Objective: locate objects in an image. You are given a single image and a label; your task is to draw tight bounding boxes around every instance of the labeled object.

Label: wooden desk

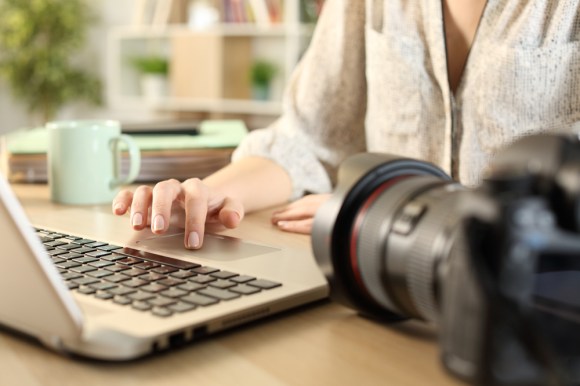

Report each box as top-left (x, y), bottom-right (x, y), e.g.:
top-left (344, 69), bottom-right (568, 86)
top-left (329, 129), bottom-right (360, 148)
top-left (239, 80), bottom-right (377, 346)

top-left (1, 184), bottom-right (460, 386)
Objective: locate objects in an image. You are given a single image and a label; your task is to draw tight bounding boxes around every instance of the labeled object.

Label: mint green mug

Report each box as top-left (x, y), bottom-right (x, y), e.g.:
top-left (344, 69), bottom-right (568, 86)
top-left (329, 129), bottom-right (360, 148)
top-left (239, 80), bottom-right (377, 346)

top-left (47, 120), bottom-right (141, 205)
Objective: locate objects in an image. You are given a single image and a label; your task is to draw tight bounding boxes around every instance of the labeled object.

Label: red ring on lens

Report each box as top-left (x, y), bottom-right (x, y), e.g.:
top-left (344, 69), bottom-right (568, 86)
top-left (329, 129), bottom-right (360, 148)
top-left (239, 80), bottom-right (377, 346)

top-left (349, 175), bottom-right (411, 300)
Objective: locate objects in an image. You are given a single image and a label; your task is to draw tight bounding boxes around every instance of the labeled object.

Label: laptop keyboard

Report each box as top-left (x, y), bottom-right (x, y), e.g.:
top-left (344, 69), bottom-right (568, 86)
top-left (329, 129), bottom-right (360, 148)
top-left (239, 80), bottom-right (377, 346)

top-left (36, 228), bottom-right (282, 318)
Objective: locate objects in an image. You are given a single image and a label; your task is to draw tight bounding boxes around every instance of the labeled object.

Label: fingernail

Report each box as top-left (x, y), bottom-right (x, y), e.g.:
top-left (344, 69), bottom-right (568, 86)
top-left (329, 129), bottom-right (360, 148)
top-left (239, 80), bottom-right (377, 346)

top-left (188, 231), bottom-right (200, 249)
top-left (153, 214), bottom-right (165, 232)
top-left (113, 202), bottom-right (124, 213)
top-left (276, 221), bottom-right (288, 228)
top-left (131, 212), bottom-right (143, 227)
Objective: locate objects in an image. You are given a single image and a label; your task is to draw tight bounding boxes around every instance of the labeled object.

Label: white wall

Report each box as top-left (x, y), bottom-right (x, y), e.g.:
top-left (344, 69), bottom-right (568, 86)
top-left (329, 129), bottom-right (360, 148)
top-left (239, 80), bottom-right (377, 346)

top-left (0, 0), bottom-right (162, 134)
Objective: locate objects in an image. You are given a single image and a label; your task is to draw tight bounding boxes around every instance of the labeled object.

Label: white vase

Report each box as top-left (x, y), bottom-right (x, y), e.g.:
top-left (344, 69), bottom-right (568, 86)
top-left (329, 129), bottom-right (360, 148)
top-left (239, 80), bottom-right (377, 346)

top-left (140, 74), bottom-right (168, 104)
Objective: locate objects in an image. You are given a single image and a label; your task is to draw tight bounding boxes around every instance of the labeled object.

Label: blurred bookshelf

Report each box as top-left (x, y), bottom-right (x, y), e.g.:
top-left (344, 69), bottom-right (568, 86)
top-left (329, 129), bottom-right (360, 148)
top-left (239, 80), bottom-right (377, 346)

top-left (106, 0), bottom-right (324, 128)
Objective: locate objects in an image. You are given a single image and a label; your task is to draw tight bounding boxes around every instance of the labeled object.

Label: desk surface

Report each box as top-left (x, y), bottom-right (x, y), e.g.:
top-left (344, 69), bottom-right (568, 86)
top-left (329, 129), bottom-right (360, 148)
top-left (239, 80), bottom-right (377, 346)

top-left (1, 184), bottom-right (460, 386)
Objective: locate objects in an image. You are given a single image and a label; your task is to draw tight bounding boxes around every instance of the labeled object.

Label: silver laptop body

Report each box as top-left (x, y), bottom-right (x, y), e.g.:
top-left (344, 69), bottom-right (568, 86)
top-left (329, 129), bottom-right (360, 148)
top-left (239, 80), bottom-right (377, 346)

top-left (0, 176), bottom-right (328, 360)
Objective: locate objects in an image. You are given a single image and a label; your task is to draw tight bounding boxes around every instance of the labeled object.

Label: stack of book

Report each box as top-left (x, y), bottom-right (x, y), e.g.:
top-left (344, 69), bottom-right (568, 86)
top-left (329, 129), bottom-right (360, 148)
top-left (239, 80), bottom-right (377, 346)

top-left (5, 120), bottom-right (247, 183)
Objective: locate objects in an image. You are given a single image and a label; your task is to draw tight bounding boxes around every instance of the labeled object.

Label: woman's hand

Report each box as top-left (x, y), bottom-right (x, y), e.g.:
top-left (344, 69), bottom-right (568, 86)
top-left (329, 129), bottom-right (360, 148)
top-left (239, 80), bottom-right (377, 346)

top-left (112, 178), bottom-right (243, 249)
top-left (271, 194), bottom-right (331, 234)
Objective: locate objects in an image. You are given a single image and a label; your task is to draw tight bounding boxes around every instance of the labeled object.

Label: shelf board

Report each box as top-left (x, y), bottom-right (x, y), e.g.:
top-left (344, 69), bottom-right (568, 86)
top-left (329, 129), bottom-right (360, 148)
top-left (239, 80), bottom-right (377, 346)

top-left (158, 97), bottom-right (283, 115)
top-left (113, 96), bottom-right (283, 115)
top-left (111, 24), bottom-right (315, 39)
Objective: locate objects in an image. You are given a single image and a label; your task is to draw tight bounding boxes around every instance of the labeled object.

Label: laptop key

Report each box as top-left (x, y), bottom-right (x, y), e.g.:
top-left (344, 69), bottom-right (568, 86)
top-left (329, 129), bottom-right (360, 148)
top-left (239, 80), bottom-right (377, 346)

top-left (160, 288), bottom-right (188, 298)
top-left (61, 272), bottom-right (83, 280)
top-left (122, 278), bottom-right (148, 288)
top-left (169, 270), bottom-right (196, 279)
top-left (105, 264), bottom-right (130, 273)
top-left (56, 261), bottom-right (81, 269)
top-left (128, 291), bottom-right (155, 301)
top-left (66, 281), bottom-right (79, 290)
top-left (104, 273), bottom-right (131, 283)
top-left (151, 266), bottom-right (178, 274)
top-left (148, 296), bottom-right (177, 307)
top-left (87, 269), bottom-right (113, 279)
top-left (177, 282), bottom-right (206, 292)
top-left (101, 253), bottom-right (127, 262)
top-left (72, 277), bottom-right (99, 286)
top-left (70, 265), bottom-right (97, 274)
top-left (72, 256), bottom-right (98, 264)
top-left (89, 282), bottom-right (117, 291)
top-left (85, 250), bottom-right (112, 258)
top-left (56, 243), bottom-right (83, 251)
top-left (168, 302), bottom-right (196, 313)
top-left (181, 293), bottom-right (219, 306)
top-left (198, 287), bottom-right (240, 301)
top-left (132, 301), bottom-right (152, 311)
top-left (86, 241), bottom-right (107, 248)
top-left (95, 291), bottom-right (114, 300)
top-left (190, 275), bottom-right (215, 285)
top-left (45, 240), bottom-right (67, 248)
top-left (71, 238), bottom-right (95, 245)
top-left (77, 286), bottom-right (96, 295)
top-left (59, 252), bottom-right (84, 260)
top-left (140, 283), bottom-right (168, 293)
top-left (117, 257), bottom-right (143, 265)
top-left (157, 278), bottom-right (185, 287)
top-left (88, 260), bottom-right (114, 269)
top-left (108, 286), bottom-right (136, 296)
top-left (73, 247), bottom-right (97, 254)
top-left (192, 266), bottom-right (219, 275)
top-left (209, 280), bottom-right (236, 290)
top-left (51, 257), bottom-right (66, 265)
top-left (247, 279), bottom-right (282, 290)
top-left (230, 284), bottom-right (261, 295)
top-left (97, 244), bottom-right (122, 252)
top-left (151, 307), bottom-right (172, 317)
top-left (123, 268), bottom-right (148, 277)
top-left (139, 272), bottom-right (166, 282)
top-left (134, 261), bottom-right (160, 270)
top-left (113, 295), bottom-right (132, 305)
top-left (210, 271), bottom-right (238, 280)
top-left (48, 249), bottom-right (69, 257)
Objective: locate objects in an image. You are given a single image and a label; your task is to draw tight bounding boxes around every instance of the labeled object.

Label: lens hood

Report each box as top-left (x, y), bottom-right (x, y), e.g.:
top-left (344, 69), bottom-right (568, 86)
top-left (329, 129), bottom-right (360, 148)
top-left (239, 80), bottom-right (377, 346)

top-left (312, 153), bottom-right (451, 320)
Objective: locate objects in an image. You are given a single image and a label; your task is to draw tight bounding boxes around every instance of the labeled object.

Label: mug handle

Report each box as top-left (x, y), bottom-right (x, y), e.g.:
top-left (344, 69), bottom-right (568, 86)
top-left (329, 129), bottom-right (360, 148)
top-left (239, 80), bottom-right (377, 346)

top-left (110, 134), bottom-right (141, 189)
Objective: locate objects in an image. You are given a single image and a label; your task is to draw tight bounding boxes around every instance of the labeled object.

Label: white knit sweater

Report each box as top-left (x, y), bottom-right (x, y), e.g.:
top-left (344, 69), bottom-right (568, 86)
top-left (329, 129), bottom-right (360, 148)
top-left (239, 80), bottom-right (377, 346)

top-left (233, 0), bottom-right (580, 199)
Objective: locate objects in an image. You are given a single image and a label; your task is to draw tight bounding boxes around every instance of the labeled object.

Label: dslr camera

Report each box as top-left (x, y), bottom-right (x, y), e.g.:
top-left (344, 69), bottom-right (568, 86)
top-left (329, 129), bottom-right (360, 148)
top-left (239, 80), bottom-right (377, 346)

top-left (313, 134), bottom-right (580, 386)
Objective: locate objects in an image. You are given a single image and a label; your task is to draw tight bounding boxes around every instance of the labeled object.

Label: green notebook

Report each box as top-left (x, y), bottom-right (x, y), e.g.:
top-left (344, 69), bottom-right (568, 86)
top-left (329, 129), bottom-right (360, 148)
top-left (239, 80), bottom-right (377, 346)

top-left (6, 120), bottom-right (248, 154)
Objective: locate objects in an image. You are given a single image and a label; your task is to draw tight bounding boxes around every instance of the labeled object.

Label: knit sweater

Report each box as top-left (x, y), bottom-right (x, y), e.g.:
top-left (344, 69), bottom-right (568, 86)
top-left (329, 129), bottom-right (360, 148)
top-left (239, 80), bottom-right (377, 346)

top-left (233, 0), bottom-right (580, 199)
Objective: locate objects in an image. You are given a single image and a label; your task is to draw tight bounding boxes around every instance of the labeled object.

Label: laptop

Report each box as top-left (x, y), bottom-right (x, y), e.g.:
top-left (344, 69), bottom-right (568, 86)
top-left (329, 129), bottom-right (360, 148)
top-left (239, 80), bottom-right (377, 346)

top-left (0, 176), bottom-right (328, 360)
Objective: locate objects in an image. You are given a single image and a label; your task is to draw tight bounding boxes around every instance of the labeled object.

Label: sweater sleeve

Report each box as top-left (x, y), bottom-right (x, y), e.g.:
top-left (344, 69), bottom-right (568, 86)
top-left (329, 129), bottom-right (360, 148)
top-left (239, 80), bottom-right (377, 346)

top-left (232, 0), bottom-right (368, 199)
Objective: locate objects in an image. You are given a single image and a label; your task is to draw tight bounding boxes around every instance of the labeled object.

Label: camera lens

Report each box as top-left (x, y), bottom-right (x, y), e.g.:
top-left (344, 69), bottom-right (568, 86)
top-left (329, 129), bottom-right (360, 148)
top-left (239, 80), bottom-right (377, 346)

top-left (312, 153), bottom-right (462, 322)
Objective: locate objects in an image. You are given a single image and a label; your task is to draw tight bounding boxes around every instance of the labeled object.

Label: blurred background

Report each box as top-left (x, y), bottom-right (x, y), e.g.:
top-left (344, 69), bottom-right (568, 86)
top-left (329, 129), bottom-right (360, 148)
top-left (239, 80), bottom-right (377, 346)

top-left (0, 0), bottom-right (325, 133)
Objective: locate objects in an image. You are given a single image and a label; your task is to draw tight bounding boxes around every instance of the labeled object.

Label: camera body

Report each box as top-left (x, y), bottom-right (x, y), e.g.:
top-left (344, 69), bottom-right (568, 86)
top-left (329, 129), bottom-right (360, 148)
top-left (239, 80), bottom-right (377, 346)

top-left (312, 134), bottom-right (580, 385)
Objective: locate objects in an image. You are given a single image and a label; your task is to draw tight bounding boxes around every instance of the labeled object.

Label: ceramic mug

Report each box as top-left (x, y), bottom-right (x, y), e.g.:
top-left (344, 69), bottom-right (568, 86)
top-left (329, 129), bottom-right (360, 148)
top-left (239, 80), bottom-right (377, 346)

top-left (47, 120), bottom-right (141, 205)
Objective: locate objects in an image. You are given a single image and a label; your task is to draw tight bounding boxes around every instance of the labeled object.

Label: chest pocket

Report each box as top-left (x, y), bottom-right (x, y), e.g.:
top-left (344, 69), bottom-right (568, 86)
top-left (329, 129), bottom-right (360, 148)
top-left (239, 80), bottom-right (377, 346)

top-left (365, 27), bottom-right (425, 135)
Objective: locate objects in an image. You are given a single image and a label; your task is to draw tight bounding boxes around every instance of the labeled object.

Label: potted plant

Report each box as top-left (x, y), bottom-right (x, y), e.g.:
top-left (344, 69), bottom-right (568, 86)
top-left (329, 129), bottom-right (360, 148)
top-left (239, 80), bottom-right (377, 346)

top-left (250, 60), bottom-right (278, 101)
top-left (0, 0), bottom-right (102, 125)
top-left (130, 55), bottom-right (169, 103)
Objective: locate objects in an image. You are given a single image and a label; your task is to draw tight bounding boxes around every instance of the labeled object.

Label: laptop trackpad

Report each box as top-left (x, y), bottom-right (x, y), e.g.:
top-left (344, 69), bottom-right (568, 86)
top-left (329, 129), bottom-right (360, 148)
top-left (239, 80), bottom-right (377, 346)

top-left (133, 232), bottom-right (279, 261)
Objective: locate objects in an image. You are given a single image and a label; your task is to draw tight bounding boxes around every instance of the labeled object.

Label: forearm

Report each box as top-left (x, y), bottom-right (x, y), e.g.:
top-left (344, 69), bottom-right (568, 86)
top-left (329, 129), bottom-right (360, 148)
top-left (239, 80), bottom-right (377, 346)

top-left (203, 156), bottom-right (293, 213)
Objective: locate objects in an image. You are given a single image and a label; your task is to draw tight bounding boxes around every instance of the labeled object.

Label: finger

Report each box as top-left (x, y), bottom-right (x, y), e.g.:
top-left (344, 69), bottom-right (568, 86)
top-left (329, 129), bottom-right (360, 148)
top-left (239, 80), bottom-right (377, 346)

top-left (130, 185), bottom-right (153, 230)
top-left (271, 207), bottom-right (316, 223)
top-left (150, 179), bottom-right (182, 234)
top-left (218, 196), bottom-right (244, 229)
top-left (275, 218), bottom-right (314, 235)
top-left (181, 178), bottom-right (209, 249)
top-left (112, 189), bottom-right (133, 215)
